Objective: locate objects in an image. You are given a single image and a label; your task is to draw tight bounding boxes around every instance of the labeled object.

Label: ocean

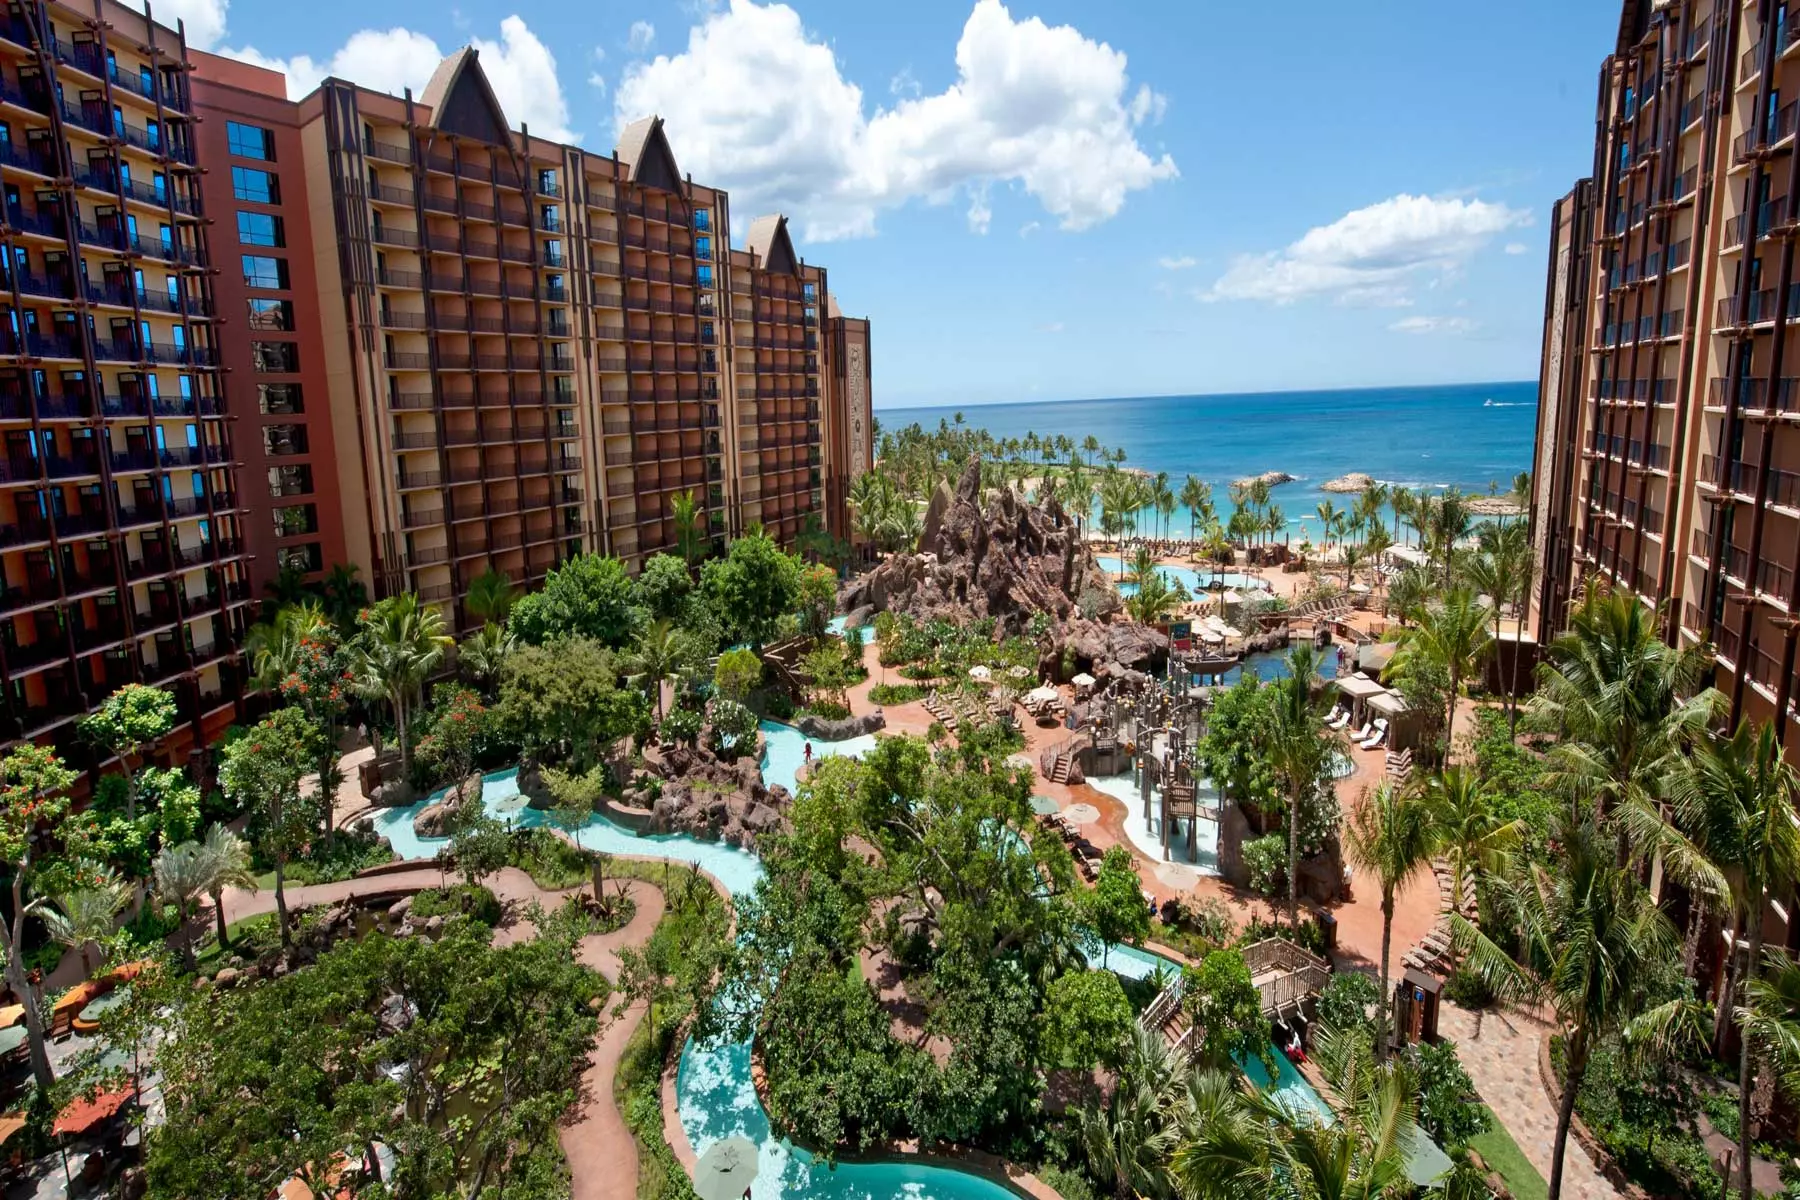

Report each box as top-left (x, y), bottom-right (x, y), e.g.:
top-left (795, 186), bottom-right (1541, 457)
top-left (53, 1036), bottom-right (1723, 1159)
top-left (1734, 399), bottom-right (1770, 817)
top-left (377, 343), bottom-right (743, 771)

top-left (876, 381), bottom-right (1539, 533)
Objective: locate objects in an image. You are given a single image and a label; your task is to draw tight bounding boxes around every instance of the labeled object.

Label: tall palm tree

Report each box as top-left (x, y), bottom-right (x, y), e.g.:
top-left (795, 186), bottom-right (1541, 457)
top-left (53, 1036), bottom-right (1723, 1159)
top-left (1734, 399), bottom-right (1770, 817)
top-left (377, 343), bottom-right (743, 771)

top-left (247, 601), bottom-right (331, 689)
top-left (1180, 475), bottom-right (1211, 547)
top-left (1529, 579), bottom-right (1723, 840)
top-left (464, 568), bottom-right (517, 627)
top-left (1473, 520), bottom-right (1533, 735)
top-left (1126, 544), bottom-right (1161, 588)
top-left (1667, 721), bottom-right (1800, 1200)
top-left (1151, 471), bottom-right (1174, 545)
top-left (1423, 765), bottom-right (1525, 921)
top-left (1422, 489), bottom-right (1473, 589)
top-left (670, 489), bottom-right (706, 567)
top-left (41, 866), bottom-right (128, 978)
top-left (1387, 587), bottom-right (1494, 762)
top-left (1315, 501), bottom-right (1342, 548)
top-left (1081, 434), bottom-right (1102, 469)
top-left (1345, 780), bottom-right (1440, 1057)
top-left (348, 593), bottom-right (452, 779)
top-left (198, 823), bottom-right (257, 953)
top-left (1125, 571), bottom-right (1184, 626)
top-left (320, 562), bottom-right (369, 636)
top-left (458, 622), bottom-right (517, 698)
top-left (629, 618), bottom-right (688, 720)
top-left (153, 840), bottom-right (212, 972)
top-left (1267, 645), bottom-right (1336, 926)
top-left (1455, 814), bottom-right (1679, 1200)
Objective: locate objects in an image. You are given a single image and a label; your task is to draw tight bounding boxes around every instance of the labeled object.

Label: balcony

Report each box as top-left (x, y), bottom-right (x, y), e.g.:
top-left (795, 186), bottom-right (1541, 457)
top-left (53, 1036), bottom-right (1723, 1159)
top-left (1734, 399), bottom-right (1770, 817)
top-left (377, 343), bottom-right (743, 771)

top-left (1708, 376), bottom-right (1800, 413)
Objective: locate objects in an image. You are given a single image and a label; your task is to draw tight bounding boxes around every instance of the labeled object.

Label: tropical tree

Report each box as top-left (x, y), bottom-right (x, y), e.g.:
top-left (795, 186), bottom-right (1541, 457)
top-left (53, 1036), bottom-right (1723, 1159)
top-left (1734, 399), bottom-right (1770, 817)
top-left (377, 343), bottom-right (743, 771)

top-left (1666, 721), bottom-right (1800, 1200)
top-left (78, 683), bottom-right (177, 820)
top-left (1422, 766), bottom-right (1524, 919)
top-left (670, 488), bottom-right (707, 567)
top-left (42, 865), bottom-right (128, 978)
top-left (1473, 519), bottom-right (1533, 735)
top-left (1180, 475), bottom-right (1211, 546)
top-left (347, 593), bottom-right (452, 779)
top-left (152, 839), bottom-right (212, 971)
top-left (197, 823), bottom-right (257, 954)
top-left (320, 562), bottom-right (368, 635)
top-left (1344, 779), bottom-right (1440, 1057)
top-left (1266, 644), bottom-right (1337, 926)
top-left (220, 708), bottom-right (320, 948)
top-left (1076, 1024), bottom-right (1183, 1199)
top-left (1387, 587), bottom-right (1494, 762)
top-left (1125, 570), bottom-right (1184, 626)
top-left (628, 618), bottom-right (693, 721)
top-left (464, 568), bottom-right (517, 627)
top-left (457, 621), bottom-right (516, 698)
top-left (0, 745), bottom-right (83, 1087)
top-left (1454, 814), bottom-right (1679, 1200)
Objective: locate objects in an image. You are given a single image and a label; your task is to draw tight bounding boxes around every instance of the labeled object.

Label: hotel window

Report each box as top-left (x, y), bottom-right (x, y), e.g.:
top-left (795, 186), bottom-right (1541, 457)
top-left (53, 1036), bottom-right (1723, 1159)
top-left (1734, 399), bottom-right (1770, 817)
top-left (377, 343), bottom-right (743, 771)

top-left (227, 120), bottom-right (274, 161)
top-left (231, 166), bottom-right (279, 205)
top-left (276, 543), bottom-right (322, 574)
top-left (263, 424), bottom-right (308, 456)
top-left (268, 463), bottom-right (312, 497)
top-left (242, 254), bottom-right (288, 290)
top-left (258, 383), bottom-right (303, 414)
top-left (696, 235), bottom-right (712, 259)
top-left (694, 209), bottom-right (711, 233)
top-left (251, 341), bottom-right (301, 373)
top-left (237, 211), bottom-right (284, 248)
top-left (697, 264), bottom-right (713, 288)
top-left (247, 298), bottom-right (295, 331)
top-left (273, 503), bottom-right (318, 537)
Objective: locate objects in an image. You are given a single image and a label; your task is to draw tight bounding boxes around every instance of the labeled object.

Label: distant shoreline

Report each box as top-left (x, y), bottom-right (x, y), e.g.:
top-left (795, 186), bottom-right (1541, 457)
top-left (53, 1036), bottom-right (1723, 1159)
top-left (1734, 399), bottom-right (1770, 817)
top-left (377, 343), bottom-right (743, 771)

top-left (873, 379), bottom-right (1537, 416)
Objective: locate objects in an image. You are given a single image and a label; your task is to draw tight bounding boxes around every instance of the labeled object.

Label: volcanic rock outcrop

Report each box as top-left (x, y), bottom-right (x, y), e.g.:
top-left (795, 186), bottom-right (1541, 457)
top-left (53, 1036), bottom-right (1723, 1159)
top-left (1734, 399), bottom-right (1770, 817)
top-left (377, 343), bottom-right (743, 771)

top-left (630, 739), bottom-right (791, 849)
top-left (841, 458), bottom-right (1168, 677)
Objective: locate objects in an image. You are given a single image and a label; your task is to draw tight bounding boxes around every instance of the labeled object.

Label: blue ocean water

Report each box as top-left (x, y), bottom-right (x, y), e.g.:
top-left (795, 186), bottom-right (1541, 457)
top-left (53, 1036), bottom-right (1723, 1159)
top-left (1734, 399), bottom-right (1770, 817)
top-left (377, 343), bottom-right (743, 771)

top-left (878, 381), bottom-right (1538, 533)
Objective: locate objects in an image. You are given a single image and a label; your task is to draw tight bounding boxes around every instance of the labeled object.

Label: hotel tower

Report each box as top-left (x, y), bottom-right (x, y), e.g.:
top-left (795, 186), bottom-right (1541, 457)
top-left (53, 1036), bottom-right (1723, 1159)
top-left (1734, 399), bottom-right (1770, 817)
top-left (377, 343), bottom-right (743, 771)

top-left (1532, 0), bottom-right (1800, 748)
top-left (0, 0), bottom-right (874, 764)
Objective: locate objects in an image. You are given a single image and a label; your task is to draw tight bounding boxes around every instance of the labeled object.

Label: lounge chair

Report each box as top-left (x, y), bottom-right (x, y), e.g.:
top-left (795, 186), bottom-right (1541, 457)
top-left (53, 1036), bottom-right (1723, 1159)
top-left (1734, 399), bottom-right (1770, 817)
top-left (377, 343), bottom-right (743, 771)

top-left (1359, 719), bottom-right (1389, 750)
top-left (1323, 704), bottom-right (1346, 729)
top-left (1349, 719), bottom-right (1373, 743)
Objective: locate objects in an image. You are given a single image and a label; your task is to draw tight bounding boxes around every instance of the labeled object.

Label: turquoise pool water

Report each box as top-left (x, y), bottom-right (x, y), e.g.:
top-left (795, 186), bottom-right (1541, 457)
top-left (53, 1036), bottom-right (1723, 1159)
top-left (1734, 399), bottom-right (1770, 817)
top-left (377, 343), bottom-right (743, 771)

top-left (759, 720), bottom-right (878, 796)
top-left (1239, 1048), bottom-right (1334, 1126)
top-left (827, 615), bottom-right (850, 636)
top-left (1095, 554), bottom-right (1271, 596)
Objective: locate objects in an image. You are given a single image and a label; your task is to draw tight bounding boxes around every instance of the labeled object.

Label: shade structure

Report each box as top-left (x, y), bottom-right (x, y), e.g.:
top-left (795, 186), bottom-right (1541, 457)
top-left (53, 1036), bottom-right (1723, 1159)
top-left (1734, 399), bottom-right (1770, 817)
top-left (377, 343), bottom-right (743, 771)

top-left (1220, 590), bottom-right (1244, 605)
top-left (968, 665), bottom-right (992, 682)
top-left (1334, 674), bottom-right (1387, 701)
top-left (1368, 691), bottom-right (1410, 716)
top-left (1071, 672), bottom-right (1096, 688)
top-left (1349, 582), bottom-right (1372, 594)
top-left (692, 1136), bottom-right (760, 1200)
top-left (1007, 665), bottom-right (1033, 680)
top-left (53, 1084), bottom-right (134, 1136)
top-left (1030, 795), bottom-right (1061, 816)
top-left (1026, 685), bottom-right (1060, 705)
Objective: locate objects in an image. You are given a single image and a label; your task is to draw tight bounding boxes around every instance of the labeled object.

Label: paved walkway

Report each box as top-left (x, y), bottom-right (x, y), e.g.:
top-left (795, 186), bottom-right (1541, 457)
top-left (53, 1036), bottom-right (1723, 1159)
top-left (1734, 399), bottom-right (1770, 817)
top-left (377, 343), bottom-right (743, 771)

top-left (220, 864), bottom-right (668, 1200)
top-left (1439, 1002), bottom-right (1620, 1200)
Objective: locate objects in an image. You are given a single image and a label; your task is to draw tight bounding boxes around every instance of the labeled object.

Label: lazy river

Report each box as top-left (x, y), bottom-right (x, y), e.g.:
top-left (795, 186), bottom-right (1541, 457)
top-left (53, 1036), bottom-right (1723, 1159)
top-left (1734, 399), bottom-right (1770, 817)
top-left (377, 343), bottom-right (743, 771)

top-left (367, 723), bottom-right (1331, 1198)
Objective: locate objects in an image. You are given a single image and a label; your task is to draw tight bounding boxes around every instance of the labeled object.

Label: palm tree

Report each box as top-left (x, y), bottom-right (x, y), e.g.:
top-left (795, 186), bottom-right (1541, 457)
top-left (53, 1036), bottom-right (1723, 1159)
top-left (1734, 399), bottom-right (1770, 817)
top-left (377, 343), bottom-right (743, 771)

top-left (1345, 780), bottom-right (1440, 1057)
top-left (1315, 501), bottom-right (1342, 548)
top-left (1471, 520), bottom-right (1532, 735)
top-left (1740, 948), bottom-right (1800, 1108)
top-left (1150, 471), bottom-right (1174, 546)
top-left (1125, 545), bottom-right (1161, 588)
top-left (1267, 645), bottom-right (1336, 926)
top-left (1529, 579), bottom-right (1723, 841)
top-left (320, 562), bottom-right (369, 636)
top-left (1125, 572), bottom-right (1184, 626)
top-left (1666, 721), bottom-right (1800, 1200)
top-left (670, 489), bottom-right (706, 567)
top-left (1077, 1024), bottom-right (1183, 1199)
top-left (458, 622), bottom-right (517, 697)
top-left (347, 593), bottom-right (452, 779)
top-left (247, 601), bottom-right (332, 689)
top-left (1387, 587), bottom-right (1494, 762)
top-left (152, 840), bottom-right (212, 971)
top-left (1423, 766), bottom-right (1525, 921)
top-left (1179, 476), bottom-right (1211, 547)
top-left (1455, 814), bottom-right (1679, 1200)
top-left (1422, 489), bottom-right (1473, 589)
top-left (198, 823), bottom-right (257, 954)
top-left (1081, 434), bottom-right (1102, 469)
top-left (629, 618), bottom-right (688, 720)
top-left (41, 867), bottom-right (128, 978)
top-left (464, 568), bottom-right (516, 627)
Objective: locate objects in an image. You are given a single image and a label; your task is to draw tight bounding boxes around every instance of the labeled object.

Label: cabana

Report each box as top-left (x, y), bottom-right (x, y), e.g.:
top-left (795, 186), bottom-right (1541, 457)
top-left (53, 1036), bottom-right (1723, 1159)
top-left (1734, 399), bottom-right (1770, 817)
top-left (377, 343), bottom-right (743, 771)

top-left (1367, 690), bottom-right (1423, 751)
top-left (1332, 673), bottom-right (1388, 731)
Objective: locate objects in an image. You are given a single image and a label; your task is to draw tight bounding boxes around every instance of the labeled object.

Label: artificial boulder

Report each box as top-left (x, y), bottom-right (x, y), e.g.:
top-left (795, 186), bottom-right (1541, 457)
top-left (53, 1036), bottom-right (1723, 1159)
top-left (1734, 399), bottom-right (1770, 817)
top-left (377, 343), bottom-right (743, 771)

top-left (412, 769), bottom-right (484, 838)
top-left (796, 710), bottom-right (886, 740)
top-left (646, 740), bottom-right (792, 848)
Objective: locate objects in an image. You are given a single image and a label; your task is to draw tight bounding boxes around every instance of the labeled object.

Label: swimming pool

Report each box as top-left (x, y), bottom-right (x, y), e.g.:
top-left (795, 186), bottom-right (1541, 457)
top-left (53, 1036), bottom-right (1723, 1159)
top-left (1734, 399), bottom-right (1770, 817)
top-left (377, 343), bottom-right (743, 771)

top-left (1095, 554), bottom-right (1271, 596)
top-left (1085, 772), bottom-right (1221, 876)
top-left (1238, 1047), bottom-right (1334, 1126)
top-left (759, 720), bottom-right (878, 795)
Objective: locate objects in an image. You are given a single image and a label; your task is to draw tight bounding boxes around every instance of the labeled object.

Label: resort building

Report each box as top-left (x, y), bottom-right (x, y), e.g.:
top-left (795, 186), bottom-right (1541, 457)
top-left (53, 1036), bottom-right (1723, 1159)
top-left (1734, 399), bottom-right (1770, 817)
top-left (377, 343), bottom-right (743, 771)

top-left (1531, 0), bottom-right (1800, 749)
top-left (0, 0), bottom-right (250, 760)
top-left (185, 47), bottom-right (874, 632)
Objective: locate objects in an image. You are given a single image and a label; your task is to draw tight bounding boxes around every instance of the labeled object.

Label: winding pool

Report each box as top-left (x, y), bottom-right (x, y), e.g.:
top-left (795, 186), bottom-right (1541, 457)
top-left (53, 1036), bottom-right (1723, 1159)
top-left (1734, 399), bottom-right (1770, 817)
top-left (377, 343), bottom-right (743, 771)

top-left (1095, 554), bottom-right (1271, 596)
top-left (363, 731), bottom-right (1179, 1198)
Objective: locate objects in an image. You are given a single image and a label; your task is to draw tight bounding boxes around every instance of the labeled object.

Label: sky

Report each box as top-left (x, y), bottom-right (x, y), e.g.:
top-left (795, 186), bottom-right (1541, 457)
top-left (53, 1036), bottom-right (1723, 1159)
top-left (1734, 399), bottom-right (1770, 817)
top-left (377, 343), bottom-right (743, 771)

top-left (135, 0), bottom-right (1621, 408)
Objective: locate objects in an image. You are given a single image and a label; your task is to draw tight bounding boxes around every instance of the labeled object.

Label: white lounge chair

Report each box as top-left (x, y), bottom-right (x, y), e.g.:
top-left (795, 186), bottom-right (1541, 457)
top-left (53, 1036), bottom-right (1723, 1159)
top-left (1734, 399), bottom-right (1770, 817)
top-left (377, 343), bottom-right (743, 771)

top-left (1326, 705), bottom-right (1351, 730)
top-left (1360, 719), bottom-right (1389, 750)
top-left (1349, 719), bottom-right (1373, 743)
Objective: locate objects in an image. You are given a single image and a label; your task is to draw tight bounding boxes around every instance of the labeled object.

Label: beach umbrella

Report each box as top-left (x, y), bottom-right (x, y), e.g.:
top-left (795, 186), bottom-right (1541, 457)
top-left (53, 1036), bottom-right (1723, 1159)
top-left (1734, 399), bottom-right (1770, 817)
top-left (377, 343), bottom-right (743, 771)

top-left (1071, 672), bottom-right (1096, 688)
top-left (968, 665), bottom-right (992, 683)
top-left (1026, 685), bottom-right (1060, 705)
top-left (1007, 665), bottom-right (1033, 680)
top-left (1030, 795), bottom-right (1061, 816)
top-left (693, 1137), bottom-right (760, 1200)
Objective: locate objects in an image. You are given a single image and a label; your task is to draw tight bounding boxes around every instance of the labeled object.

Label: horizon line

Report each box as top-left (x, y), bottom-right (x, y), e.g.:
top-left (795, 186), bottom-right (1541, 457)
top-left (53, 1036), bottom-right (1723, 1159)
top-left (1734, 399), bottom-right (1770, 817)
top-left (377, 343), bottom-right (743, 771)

top-left (873, 379), bottom-right (1539, 413)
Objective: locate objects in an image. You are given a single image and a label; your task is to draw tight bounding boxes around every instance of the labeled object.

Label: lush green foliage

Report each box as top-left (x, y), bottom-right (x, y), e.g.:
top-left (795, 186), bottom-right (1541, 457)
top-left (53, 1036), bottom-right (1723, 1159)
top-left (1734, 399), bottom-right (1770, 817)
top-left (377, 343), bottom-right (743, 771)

top-left (1314, 970), bottom-right (1381, 1037)
top-left (701, 532), bottom-right (801, 646)
top-left (1181, 949), bottom-right (1272, 1070)
top-left (508, 552), bottom-right (641, 647)
top-left (494, 638), bottom-right (647, 771)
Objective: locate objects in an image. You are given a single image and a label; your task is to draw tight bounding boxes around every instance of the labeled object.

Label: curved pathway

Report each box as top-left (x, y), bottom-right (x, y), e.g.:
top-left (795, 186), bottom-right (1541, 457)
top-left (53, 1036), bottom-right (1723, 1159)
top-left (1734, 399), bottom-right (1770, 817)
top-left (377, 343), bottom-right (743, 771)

top-left (217, 866), bottom-right (669, 1200)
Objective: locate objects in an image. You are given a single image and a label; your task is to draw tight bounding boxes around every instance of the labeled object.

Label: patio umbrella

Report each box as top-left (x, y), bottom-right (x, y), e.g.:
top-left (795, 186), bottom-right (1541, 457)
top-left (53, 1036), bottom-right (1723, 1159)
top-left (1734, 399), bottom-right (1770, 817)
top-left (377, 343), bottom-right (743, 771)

top-left (968, 665), bottom-right (992, 683)
top-left (692, 1137), bottom-right (760, 1200)
top-left (1026, 685), bottom-right (1060, 706)
top-left (53, 1084), bottom-right (135, 1137)
top-left (1029, 795), bottom-right (1061, 816)
top-left (1071, 672), bottom-right (1096, 688)
top-left (1007, 665), bottom-right (1033, 680)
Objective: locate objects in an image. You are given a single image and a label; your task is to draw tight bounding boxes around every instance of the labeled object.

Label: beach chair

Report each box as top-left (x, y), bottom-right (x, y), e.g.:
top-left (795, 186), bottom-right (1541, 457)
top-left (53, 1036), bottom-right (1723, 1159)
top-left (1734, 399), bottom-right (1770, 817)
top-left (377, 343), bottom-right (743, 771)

top-left (1327, 706), bottom-right (1351, 730)
top-left (1360, 719), bottom-right (1389, 750)
top-left (1348, 718), bottom-right (1373, 744)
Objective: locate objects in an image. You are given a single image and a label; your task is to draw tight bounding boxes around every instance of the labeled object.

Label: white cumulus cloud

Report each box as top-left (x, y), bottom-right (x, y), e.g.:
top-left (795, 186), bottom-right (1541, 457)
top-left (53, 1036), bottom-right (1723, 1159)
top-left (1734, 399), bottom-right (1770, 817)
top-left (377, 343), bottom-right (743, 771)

top-left (614, 0), bottom-right (1176, 241)
top-left (1157, 255), bottom-right (1197, 271)
top-left (628, 20), bottom-right (657, 52)
top-left (1205, 194), bottom-right (1531, 307)
top-left (1504, 242), bottom-right (1529, 255)
top-left (1389, 315), bottom-right (1477, 335)
top-left (219, 16), bottom-right (576, 142)
top-left (120, 0), bottom-right (229, 50)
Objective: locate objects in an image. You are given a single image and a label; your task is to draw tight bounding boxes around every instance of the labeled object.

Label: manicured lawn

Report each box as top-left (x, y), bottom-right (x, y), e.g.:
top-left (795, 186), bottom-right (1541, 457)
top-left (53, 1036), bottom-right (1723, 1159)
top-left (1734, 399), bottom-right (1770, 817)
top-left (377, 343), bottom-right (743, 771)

top-left (1469, 1108), bottom-right (1549, 1200)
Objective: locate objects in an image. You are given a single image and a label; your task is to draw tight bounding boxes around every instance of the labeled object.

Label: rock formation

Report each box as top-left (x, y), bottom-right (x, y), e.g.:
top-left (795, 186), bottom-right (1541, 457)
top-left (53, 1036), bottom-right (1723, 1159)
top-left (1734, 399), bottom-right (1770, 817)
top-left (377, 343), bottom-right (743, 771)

top-left (840, 457), bottom-right (1167, 677)
top-left (1231, 470), bottom-right (1295, 490)
top-left (1321, 472), bottom-right (1374, 494)
top-left (796, 710), bottom-right (887, 740)
top-left (412, 770), bottom-right (485, 838)
top-left (632, 738), bottom-right (792, 849)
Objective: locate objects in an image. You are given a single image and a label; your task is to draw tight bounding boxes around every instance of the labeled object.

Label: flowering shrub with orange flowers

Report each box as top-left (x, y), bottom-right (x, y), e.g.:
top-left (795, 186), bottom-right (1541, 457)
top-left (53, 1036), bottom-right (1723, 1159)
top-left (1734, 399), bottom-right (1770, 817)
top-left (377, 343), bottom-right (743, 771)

top-left (415, 687), bottom-right (491, 792)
